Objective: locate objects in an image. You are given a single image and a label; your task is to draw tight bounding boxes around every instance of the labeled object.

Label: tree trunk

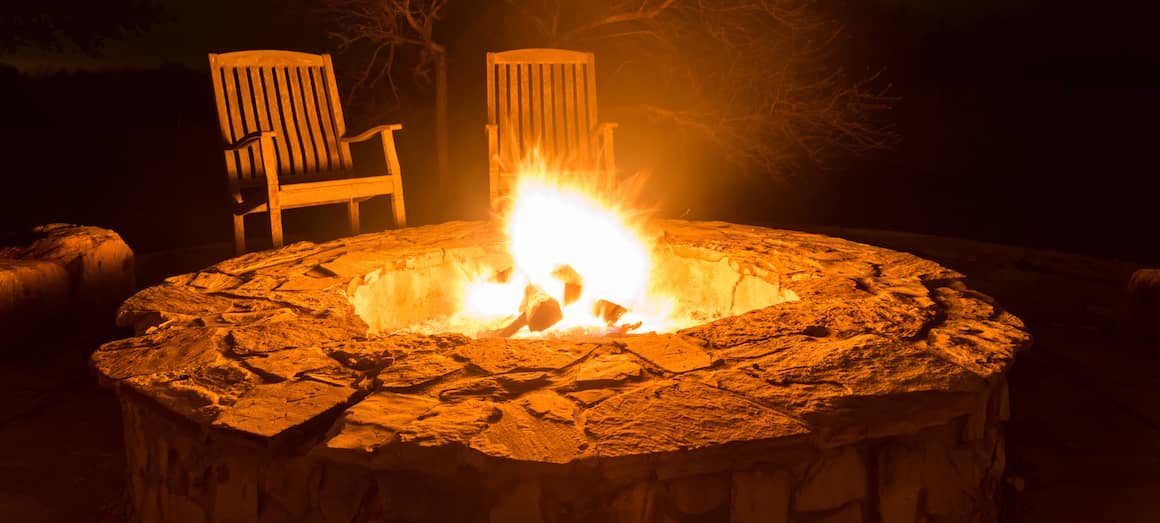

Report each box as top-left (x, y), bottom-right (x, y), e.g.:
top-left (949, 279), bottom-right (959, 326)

top-left (435, 50), bottom-right (450, 190)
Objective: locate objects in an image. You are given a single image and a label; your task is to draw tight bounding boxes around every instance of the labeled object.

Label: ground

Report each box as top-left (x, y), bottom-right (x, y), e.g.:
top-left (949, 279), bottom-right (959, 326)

top-left (1, 229), bottom-right (1157, 522)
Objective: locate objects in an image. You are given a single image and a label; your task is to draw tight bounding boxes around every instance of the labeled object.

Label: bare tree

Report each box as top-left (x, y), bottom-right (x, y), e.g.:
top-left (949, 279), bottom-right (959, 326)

top-left (502, 0), bottom-right (895, 175)
top-left (319, 0), bottom-right (452, 189)
top-left (322, 0), bottom-right (892, 186)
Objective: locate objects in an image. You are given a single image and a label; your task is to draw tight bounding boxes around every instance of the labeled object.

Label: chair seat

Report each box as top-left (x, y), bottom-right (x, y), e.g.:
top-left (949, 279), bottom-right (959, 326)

top-left (237, 174), bottom-right (396, 215)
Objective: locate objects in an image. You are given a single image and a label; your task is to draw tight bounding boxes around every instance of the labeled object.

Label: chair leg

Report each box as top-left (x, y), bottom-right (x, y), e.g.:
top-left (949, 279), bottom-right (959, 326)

top-left (269, 208), bottom-right (284, 248)
top-left (347, 199), bottom-right (361, 235)
top-left (391, 191), bottom-right (407, 228)
top-left (233, 214), bottom-right (246, 254)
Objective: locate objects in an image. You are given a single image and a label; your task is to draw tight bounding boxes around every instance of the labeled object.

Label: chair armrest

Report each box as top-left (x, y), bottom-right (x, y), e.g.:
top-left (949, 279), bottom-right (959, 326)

top-left (225, 131), bottom-right (277, 152)
top-left (342, 123), bottom-right (403, 144)
top-left (596, 122), bottom-right (618, 131)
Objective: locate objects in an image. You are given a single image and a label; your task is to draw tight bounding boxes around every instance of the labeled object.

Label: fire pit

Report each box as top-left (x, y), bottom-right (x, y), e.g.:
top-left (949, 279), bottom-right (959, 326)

top-left (94, 219), bottom-right (1027, 523)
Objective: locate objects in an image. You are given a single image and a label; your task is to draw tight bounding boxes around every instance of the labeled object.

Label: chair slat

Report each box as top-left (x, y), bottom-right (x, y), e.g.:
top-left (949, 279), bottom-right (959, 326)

top-left (294, 66), bottom-right (328, 172)
top-left (273, 67), bottom-right (306, 174)
top-left (551, 64), bottom-right (567, 162)
top-left (310, 66), bottom-right (342, 170)
top-left (563, 64), bottom-right (580, 161)
top-left (286, 67), bottom-right (317, 173)
top-left (209, 64), bottom-right (243, 182)
top-left (498, 64), bottom-right (512, 160)
top-left (321, 55), bottom-right (354, 169)
top-left (260, 66), bottom-right (292, 174)
top-left (576, 64), bottom-right (592, 164)
top-left (519, 64), bottom-right (532, 160)
top-left (530, 63), bottom-right (543, 151)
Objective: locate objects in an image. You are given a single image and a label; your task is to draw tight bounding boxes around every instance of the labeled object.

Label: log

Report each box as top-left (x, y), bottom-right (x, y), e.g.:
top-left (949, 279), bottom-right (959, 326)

top-left (489, 267), bottom-right (514, 284)
top-left (593, 299), bottom-right (628, 325)
top-left (522, 284), bottom-right (564, 332)
top-left (551, 264), bottom-right (583, 306)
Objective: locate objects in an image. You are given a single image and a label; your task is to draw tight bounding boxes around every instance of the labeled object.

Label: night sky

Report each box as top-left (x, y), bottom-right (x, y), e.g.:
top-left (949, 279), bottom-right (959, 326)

top-left (1, 0), bottom-right (1045, 72)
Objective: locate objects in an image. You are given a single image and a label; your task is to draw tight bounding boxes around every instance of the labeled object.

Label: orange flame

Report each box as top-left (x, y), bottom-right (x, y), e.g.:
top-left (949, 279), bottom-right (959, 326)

top-left (460, 148), bottom-right (678, 336)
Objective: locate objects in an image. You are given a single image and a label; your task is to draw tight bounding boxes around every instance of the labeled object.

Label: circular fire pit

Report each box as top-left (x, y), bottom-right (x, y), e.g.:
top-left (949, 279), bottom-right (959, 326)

top-left (93, 220), bottom-right (1028, 523)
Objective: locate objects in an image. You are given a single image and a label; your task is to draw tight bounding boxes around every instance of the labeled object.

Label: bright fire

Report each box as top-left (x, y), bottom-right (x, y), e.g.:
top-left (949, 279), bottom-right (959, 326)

top-left (457, 149), bottom-right (678, 337)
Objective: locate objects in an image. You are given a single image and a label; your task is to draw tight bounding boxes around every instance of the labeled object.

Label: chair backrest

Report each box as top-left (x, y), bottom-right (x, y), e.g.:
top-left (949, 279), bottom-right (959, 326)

top-left (209, 50), bottom-right (353, 189)
top-left (486, 48), bottom-right (601, 169)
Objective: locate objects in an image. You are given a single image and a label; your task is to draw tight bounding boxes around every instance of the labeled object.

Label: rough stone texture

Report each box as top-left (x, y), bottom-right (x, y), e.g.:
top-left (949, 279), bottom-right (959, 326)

top-left (92, 220), bottom-right (1027, 522)
top-left (1, 224), bottom-right (134, 338)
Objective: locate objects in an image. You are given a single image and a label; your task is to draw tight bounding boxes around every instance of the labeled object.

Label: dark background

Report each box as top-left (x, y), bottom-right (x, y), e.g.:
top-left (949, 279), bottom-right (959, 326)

top-left (1, 0), bottom-right (1156, 263)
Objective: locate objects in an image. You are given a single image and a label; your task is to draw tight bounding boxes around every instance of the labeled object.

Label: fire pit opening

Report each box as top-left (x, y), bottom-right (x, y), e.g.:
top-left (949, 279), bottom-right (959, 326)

top-left (348, 245), bottom-right (800, 337)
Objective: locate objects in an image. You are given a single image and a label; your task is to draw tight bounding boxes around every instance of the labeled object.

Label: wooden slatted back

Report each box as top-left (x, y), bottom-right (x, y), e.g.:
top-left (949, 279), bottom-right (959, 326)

top-left (209, 50), bottom-right (353, 189)
top-left (487, 49), bottom-right (601, 169)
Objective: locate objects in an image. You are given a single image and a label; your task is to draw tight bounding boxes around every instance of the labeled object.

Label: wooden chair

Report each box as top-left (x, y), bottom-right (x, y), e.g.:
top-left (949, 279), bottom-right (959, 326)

top-left (485, 48), bottom-right (617, 208)
top-left (209, 50), bottom-right (407, 253)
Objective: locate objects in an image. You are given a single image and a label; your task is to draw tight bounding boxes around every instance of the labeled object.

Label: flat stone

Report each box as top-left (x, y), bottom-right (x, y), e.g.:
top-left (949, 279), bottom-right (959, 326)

top-left (325, 392), bottom-right (439, 454)
top-left (377, 352), bottom-right (464, 389)
top-left (707, 334), bottom-right (987, 442)
top-left (240, 346), bottom-right (360, 387)
top-left (619, 334), bottom-right (712, 373)
top-left (226, 315), bottom-right (367, 355)
top-left (574, 354), bottom-right (644, 387)
top-left (470, 404), bottom-right (589, 463)
top-left (93, 326), bottom-right (230, 380)
top-left (521, 390), bottom-right (577, 422)
top-left (586, 380), bottom-right (809, 457)
top-left (566, 389), bottom-right (618, 407)
top-left (396, 399), bottom-right (501, 447)
top-left (453, 338), bottom-right (599, 374)
top-left (213, 380), bottom-right (357, 438)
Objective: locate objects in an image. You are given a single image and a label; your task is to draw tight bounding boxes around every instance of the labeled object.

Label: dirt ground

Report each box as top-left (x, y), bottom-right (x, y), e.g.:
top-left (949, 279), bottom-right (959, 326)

top-left (1, 229), bottom-right (1157, 522)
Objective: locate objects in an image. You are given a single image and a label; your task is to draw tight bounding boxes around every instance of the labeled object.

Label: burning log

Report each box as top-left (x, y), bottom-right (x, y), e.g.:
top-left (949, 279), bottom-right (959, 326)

top-left (550, 264), bottom-right (583, 306)
top-left (593, 299), bottom-right (627, 325)
top-left (489, 267), bottom-right (513, 284)
top-left (521, 284), bottom-right (563, 332)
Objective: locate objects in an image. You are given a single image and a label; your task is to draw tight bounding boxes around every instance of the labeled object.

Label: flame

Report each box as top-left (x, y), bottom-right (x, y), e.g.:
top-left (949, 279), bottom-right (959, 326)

top-left (460, 148), bottom-right (678, 336)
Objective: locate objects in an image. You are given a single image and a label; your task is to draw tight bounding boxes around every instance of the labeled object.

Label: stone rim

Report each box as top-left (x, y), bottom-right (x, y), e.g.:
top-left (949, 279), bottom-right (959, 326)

top-left (92, 220), bottom-right (1030, 475)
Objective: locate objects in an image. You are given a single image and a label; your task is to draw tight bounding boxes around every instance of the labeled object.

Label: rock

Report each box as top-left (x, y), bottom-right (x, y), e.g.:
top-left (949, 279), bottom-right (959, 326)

top-left (491, 481), bottom-right (544, 523)
top-left (793, 447), bottom-right (868, 512)
top-left (566, 389), bottom-right (618, 406)
top-left (619, 334), bottom-right (712, 373)
top-left (377, 352), bottom-right (464, 388)
top-left (610, 482), bottom-right (665, 523)
top-left (669, 474), bottom-right (728, 515)
top-left (1127, 268), bottom-right (1160, 341)
top-left (574, 353), bottom-right (644, 387)
top-left (0, 224), bottom-right (134, 339)
top-left (471, 404), bottom-right (589, 463)
top-left (522, 390), bottom-right (577, 422)
top-left (586, 380), bottom-right (809, 457)
top-left (453, 338), bottom-right (600, 374)
top-left (730, 467), bottom-right (790, 523)
top-left (396, 399), bottom-right (501, 447)
top-left (877, 443), bottom-right (922, 523)
top-left (814, 501), bottom-right (863, 523)
top-left (213, 380), bottom-right (358, 438)
top-left (325, 392), bottom-right (439, 454)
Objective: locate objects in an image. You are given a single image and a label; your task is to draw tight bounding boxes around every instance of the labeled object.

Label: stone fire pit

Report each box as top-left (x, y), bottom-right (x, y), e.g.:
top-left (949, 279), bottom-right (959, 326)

top-left (92, 220), bottom-right (1029, 523)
